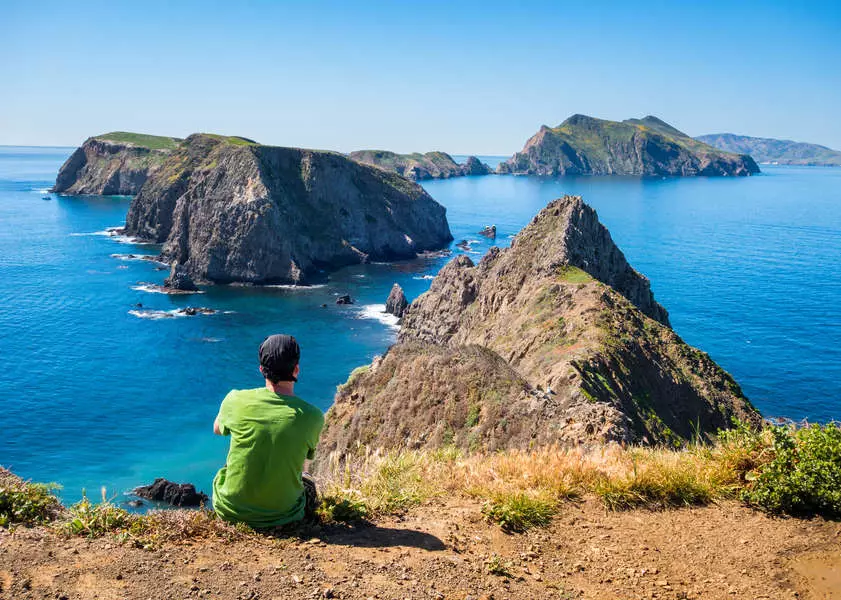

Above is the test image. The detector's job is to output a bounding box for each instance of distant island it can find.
[696,133,841,166]
[497,114,759,177]
[349,150,491,180]
[54,132,453,285]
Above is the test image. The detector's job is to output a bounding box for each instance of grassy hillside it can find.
[94,132,182,151]
[697,133,841,166]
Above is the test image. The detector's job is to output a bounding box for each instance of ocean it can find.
[1,146,839,503]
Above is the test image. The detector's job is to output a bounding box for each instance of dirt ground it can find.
[1,498,839,600]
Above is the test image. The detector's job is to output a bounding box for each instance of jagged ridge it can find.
[349,150,491,180]
[318,196,759,458]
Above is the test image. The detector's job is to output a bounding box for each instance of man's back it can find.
[212,387,324,528]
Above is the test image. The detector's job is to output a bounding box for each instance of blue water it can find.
[1,146,840,503]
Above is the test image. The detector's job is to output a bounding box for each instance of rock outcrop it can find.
[498,115,759,177]
[385,283,409,318]
[123,134,453,285]
[349,150,492,180]
[163,264,198,292]
[52,132,181,195]
[133,478,208,507]
[318,196,760,458]
[696,133,841,166]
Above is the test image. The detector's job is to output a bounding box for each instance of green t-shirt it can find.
[212,387,324,528]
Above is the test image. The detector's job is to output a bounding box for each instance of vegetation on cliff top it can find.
[94,132,182,151]
[3,422,840,542]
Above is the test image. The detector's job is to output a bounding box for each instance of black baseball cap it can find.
[258,334,300,382]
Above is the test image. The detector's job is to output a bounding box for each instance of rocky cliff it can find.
[124,134,453,284]
[696,133,841,166]
[319,196,759,458]
[52,132,181,195]
[349,150,491,180]
[498,115,760,177]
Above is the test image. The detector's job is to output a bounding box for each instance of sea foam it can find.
[357,304,400,330]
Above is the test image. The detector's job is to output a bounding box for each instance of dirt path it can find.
[1,499,839,600]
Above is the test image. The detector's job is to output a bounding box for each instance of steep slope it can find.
[319,196,759,458]
[124,134,453,284]
[697,133,841,166]
[349,150,491,180]
[52,132,181,195]
[497,115,759,177]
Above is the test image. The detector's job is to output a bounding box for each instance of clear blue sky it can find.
[2,0,840,153]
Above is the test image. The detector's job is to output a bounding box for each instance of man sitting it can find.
[212,334,324,528]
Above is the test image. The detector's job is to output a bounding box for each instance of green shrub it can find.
[65,493,136,537]
[741,423,841,517]
[0,468,62,527]
[482,492,555,532]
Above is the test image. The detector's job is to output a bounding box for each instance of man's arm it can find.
[213,414,223,435]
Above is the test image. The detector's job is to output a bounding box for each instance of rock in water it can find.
[123,134,452,284]
[385,283,409,318]
[163,263,198,292]
[318,196,760,459]
[349,150,492,180]
[497,114,759,177]
[133,478,208,507]
[336,295,353,305]
[478,225,496,238]
[52,132,181,195]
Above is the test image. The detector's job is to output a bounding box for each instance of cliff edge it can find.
[319,196,759,457]
[52,132,181,195]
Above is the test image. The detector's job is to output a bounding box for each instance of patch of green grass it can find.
[0,468,62,527]
[317,495,369,523]
[337,365,370,392]
[465,404,481,428]
[358,452,434,514]
[96,132,181,151]
[557,265,592,284]
[482,492,556,532]
[200,133,259,146]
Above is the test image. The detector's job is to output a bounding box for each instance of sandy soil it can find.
[1,498,839,600]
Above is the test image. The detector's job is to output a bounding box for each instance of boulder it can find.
[385,283,409,318]
[336,295,353,305]
[133,478,208,507]
[478,225,496,238]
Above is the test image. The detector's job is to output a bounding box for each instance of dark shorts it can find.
[302,472,318,521]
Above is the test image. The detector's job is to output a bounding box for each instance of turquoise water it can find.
[2,146,840,503]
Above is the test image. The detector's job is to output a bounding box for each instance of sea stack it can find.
[318,196,760,459]
[385,283,409,318]
[119,134,453,285]
[497,115,759,177]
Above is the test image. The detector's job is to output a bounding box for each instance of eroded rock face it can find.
[318,196,760,459]
[385,283,409,318]
[133,478,208,507]
[52,136,178,195]
[124,135,453,284]
[497,115,760,177]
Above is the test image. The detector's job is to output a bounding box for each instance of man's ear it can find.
[294,364,300,378]
[259,365,265,378]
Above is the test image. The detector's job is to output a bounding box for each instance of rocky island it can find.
[497,115,760,176]
[319,196,759,458]
[57,132,454,285]
[696,133,841,166]
[349,150,491,180]
[52,132,182,195]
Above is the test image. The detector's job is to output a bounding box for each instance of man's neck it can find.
[266,379,295,396]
